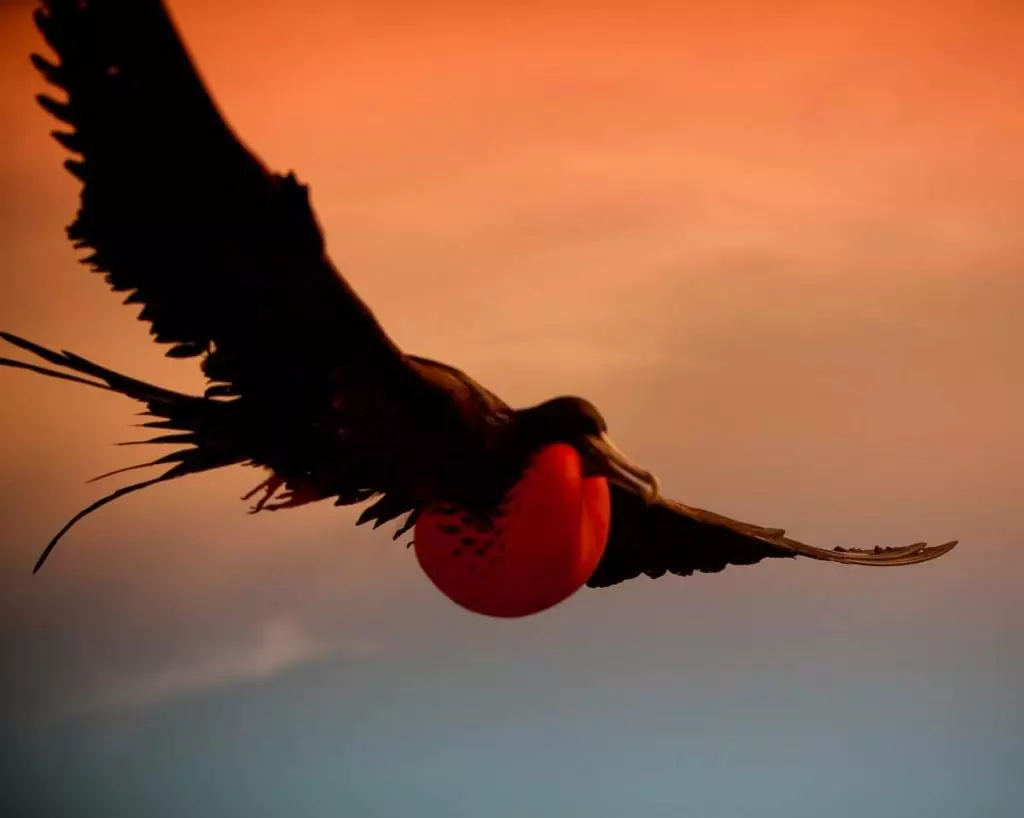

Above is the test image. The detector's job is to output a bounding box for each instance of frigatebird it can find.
[2,0,956,593]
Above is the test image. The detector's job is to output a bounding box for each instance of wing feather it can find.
[33,0,406,403]
[588,487,957,588]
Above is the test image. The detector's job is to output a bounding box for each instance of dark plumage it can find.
[2,0,957,582]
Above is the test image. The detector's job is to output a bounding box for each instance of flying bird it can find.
[2,0,956,615]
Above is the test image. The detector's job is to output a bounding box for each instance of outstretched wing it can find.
[587,487,958,588]
[32,0,406,402]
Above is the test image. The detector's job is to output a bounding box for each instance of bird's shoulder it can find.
[405,356,513,430]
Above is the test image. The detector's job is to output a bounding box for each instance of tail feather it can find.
[0,355,109,390]
[32,475,174,574]
[1,331,193,405]
[86,449,194,483]
[1,332,247,572]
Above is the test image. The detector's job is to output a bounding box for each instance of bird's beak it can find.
[584,433,660,504]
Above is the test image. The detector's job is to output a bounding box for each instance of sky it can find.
[1,0,1022,816]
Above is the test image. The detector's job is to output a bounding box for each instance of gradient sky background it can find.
[1,1,1022,816]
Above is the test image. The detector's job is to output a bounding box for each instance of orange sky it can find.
[2,3,1023,815]
[0,0,1021,740]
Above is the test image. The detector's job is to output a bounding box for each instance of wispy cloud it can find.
[51,618,382,718]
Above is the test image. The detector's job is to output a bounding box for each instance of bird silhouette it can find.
[2,0,956,593]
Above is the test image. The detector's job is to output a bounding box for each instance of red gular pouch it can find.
[414,443,611,618]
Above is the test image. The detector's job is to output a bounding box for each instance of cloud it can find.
[49,617,382,718]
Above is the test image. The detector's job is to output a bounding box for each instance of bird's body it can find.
[2,0,956,605]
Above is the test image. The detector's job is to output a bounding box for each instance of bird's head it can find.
[515,396,659,504]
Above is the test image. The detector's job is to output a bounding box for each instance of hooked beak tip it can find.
[589,433,660,505]
[643,473,661,505]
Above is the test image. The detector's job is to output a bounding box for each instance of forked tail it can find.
[0,332,246,571]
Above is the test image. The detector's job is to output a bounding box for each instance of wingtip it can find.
[841,538,959,566]
[777,533,960,567]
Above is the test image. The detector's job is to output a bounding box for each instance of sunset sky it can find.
[1,0,1022,816]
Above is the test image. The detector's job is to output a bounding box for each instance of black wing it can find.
[588,487,958,588]
[32,0,406,402]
